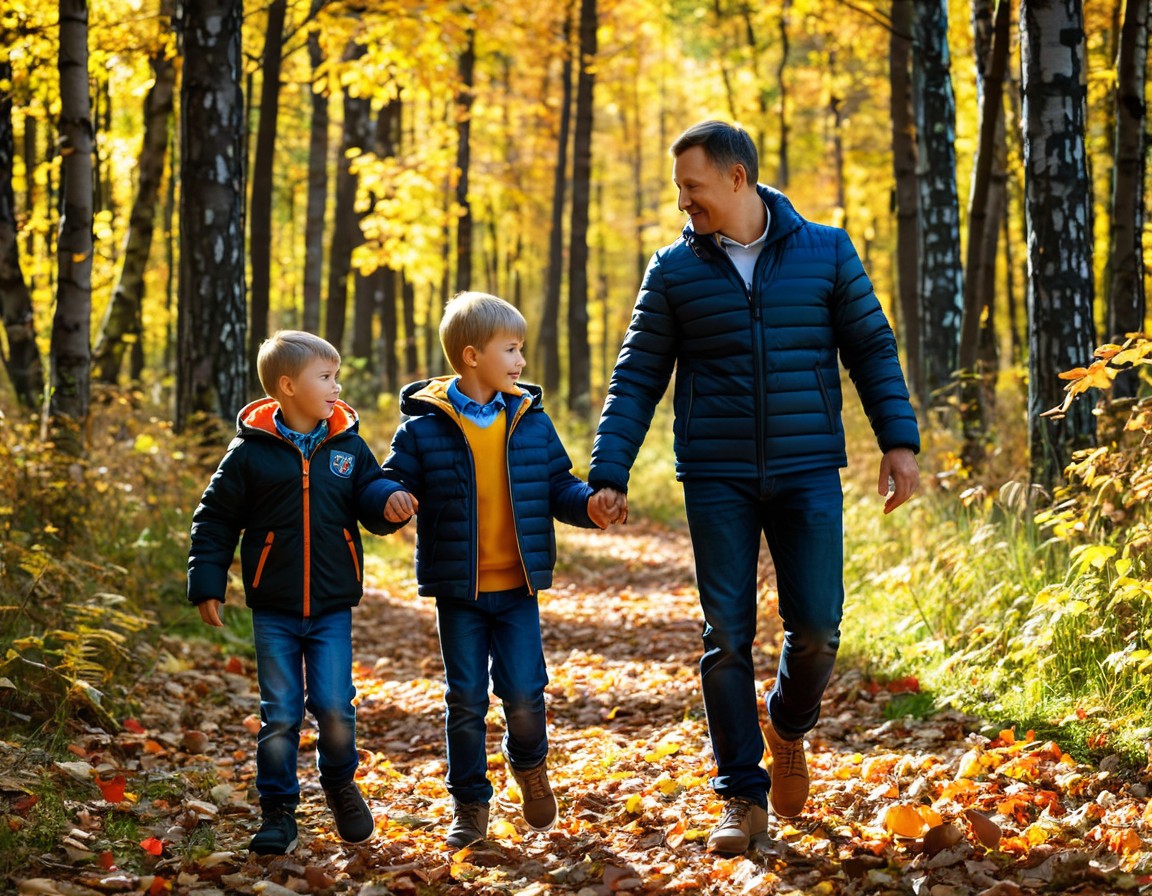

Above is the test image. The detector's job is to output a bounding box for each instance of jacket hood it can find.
[237,396,359,439]
[398,375,540,418]
[681,183,807,254]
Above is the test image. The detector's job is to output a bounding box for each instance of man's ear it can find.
[732,163,748,191]
[461,345,479,368]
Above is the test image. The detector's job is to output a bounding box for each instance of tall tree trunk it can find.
[889,0,921,404]
[93,0,176,386]
[248,0,287,381]
[454,26,475,293]
[1021,0,1096,489]
[51,0,94,448]
[776,0,791,188]
[324,48,370,353]
[912,0,964,403]
[362,99,401,381]
[176,0,247,430]
[541,1,574,396]
[401,272,418,377]
[957,0,1010,469]
[567,0,596,416]
[0,62,44,407]
[302,4,328,334]
[1107,0,1148,399]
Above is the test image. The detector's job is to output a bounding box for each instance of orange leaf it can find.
[225,656,244,674]
[123,718,146,734]
[140,836,164,856]
[97,775,127,803]
[99,851,116,870]
[882,803,929,838]
[148,876,170,895]
[1058,367,1089,380]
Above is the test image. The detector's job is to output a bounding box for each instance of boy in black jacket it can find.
[187,330,391,855]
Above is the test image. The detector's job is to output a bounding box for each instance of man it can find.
[588,120,920,855]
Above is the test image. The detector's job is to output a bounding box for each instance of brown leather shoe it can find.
[446,800,489,849]
[764,722,809,818]
[503,749,558,831]
[707,797,768,854]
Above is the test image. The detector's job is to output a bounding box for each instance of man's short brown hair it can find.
[256,330,341,398]
[671,120,759,186]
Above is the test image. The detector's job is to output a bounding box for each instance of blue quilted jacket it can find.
[374,378,597,600]
[589,185,919,491]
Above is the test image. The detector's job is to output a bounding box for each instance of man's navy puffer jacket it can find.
[375,378,597,601]
[589,185,920,492]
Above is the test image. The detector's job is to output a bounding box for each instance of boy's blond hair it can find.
[439,291,527,374]
[257,330,341,398]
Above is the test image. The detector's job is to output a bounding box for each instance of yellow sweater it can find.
[460,415,526,592]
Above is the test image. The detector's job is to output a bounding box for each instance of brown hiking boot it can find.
[446,800,489,849]
[707,797,768,854]
[764,721,809,818]
[503,749,558,831]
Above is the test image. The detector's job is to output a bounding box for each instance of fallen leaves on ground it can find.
[6,525,1152,894]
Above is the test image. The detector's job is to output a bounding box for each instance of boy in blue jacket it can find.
[187,330,392,855]
[376,291,620,850]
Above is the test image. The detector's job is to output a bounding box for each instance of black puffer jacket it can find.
[590,185,920,492]
[374,378,597,601]
[187,398,391,617]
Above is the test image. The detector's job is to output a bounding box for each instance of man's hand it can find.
[198,599,224,627]
[590,487,628,527]
[878,447,919,514]
[385,490,419,523]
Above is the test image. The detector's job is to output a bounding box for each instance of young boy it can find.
[375,291,619,850]
[187,330,393,855]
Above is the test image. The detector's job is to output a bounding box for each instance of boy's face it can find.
[466,331,525,397]
[278,356,341,430]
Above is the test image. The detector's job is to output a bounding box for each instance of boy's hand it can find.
[589,488,628,528]
[198,599,224,627]
[385,490,419,523]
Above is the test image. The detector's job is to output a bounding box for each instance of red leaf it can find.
[149,876,171,895]
[97,775,127,803]
[140,836,164,856]
[224,656,245,674]
[99,850,117,870]
[123,718,146,734]
[12,794,39,814]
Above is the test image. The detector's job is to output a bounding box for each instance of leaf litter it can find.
[7,525,1152,894]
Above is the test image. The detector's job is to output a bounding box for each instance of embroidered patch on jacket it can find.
[330,452,355,478]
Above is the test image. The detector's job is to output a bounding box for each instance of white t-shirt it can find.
[717,203,771,290]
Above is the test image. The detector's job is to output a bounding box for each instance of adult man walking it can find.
[589,120,920,854]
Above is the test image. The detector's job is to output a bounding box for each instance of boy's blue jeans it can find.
[683,469,844,807]
[251,608,359,805]
[435,587,549,804]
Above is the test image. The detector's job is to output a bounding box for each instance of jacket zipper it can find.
[506,396,534,595]
[252,531,275,588]
[301,457,311,616]
[343,528,361,582]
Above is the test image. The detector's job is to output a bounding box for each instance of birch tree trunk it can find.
[92,0,176,386]
[1021,0,1096,488]
[567,0,596,416]
[0,61,44,408]
[50,0,94,447]
[176,0,247,430]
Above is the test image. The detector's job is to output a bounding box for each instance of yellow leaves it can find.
[880,803,933,838]
[643,737,681,762]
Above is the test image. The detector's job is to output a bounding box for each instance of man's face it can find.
[672,145,740,236]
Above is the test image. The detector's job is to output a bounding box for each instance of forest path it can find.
[12,525,1150,895]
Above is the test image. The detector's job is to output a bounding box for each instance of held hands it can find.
[588,487,629,529]
[385,490,419,523]
[878,447,920,515]
[198,599,224,628]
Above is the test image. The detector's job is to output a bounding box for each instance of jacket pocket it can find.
[343,528,362,583]
[252,531,275,588]
[814,364,836,433]
[679,373,696,445]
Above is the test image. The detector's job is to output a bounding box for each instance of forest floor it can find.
[9,523,1152,895]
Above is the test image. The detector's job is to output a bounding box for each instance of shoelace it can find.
[517,766,551,800]
[329,784,363,815]
[774,738,805,776]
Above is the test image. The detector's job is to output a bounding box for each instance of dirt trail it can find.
[11,525,1150,895]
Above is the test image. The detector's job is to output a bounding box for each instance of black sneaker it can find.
[446,800,489,849]
[323,779,375,844]
[249,805,299,855]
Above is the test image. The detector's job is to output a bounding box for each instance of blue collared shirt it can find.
[447,378,506,429]
[274,411,329,458]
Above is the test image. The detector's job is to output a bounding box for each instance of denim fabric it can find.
[251,608,359,801]
[683,469,844,805]
[435,588,549,803]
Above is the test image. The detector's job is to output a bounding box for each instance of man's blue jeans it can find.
[435,587,549,804]
[251,608,359,804]
[683,469,844,806]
